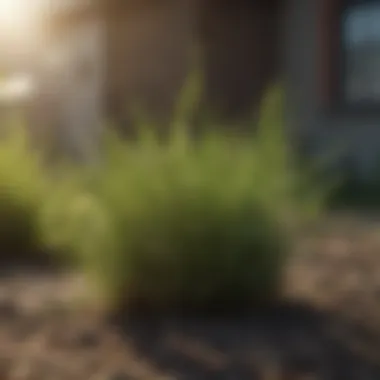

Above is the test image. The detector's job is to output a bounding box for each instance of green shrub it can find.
[40,163,103,265]
[43,85,327,313]
[0,122,48,260]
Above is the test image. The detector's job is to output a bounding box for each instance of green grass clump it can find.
[0,122,48,261]
[86,134,289,312]
[42,85,327,314]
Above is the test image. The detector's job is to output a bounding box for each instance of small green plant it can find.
[43,83,328,313]
[0,119,48,261]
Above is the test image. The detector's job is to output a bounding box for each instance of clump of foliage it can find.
[42,82,328,314]
[0,117,48,262]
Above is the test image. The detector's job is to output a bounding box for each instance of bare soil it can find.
[1,212,380,379]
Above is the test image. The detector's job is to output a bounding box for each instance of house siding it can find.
[105,0,281,132]
[16,0,380,177]
[24,0,282,157]
[285,0,380,180]
[105,0,195,131]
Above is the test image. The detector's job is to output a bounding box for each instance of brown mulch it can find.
[1,212,380,379]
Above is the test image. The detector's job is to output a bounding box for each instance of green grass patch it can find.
[41,85,328,314]
[0,121,49,262]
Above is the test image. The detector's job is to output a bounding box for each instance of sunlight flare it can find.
[0,0,40,41]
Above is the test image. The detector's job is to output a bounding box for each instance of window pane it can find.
[342,2,380,103]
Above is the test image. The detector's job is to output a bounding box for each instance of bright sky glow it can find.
[0,0,41,42]
[0,0,93,44]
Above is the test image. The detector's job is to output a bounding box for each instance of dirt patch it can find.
[1,212,380,379]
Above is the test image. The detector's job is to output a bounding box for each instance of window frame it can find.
[320,0,380,114]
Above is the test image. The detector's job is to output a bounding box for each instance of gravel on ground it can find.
[1,212,380,379]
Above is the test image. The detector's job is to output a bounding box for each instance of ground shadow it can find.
[112,300,380,380]
[0,246,70,278]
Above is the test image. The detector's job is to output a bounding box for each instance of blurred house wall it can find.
[106,0,282,131]
[1,0,282,159]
